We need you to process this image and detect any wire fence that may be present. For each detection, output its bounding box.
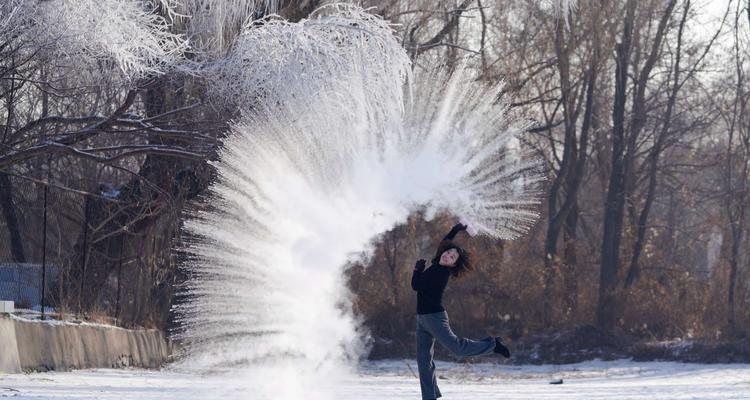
[0,171,142,324]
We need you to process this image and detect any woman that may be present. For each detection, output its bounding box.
[411,222,510,400]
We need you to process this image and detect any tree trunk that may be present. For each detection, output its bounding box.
[543,20,577,269]
[727,225,741,332]
[0,173,26,263]
[598,0,637,329]
[562,201,578,320]
[384,229,401,306]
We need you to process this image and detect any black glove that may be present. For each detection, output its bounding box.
[444,223,467,240]
[414,259,427,272]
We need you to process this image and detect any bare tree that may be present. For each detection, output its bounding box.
[721,0,750,335]
[624,0,728,287]
[597,0,678,328]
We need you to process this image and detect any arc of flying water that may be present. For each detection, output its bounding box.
[174,4,545,400]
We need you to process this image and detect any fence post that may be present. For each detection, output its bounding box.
[41,67,50,320]
[77,195,90,316]
[115,231,124,325]
[41,183,48,320]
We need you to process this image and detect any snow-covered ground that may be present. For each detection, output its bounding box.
[1,359,748,399]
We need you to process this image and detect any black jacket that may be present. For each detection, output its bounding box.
[411,225,462,314]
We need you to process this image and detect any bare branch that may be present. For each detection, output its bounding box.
[407,0,474,56]
[0,141,204,168]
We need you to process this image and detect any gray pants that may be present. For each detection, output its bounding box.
[415,311,495,400]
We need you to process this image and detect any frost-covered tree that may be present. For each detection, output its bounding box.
[0,0,211,322]
[0,0,197,170]
[3,0,187,78]
[165,0,277,53]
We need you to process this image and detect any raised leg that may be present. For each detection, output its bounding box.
[419,311,495,358]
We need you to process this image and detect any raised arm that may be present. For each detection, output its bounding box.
[431,223,467,261]
[442,223,467,241]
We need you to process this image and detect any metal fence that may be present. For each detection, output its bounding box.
[0,169,175,327]
[0,171,96,320]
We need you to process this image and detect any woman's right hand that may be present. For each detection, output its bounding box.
[414,259,427,272]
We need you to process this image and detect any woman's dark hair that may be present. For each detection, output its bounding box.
[431,240,473,279]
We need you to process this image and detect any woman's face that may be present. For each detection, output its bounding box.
[439,248,459,267]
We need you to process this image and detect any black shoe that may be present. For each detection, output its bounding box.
[493,336,510,358]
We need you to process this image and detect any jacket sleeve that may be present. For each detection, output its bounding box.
[433,224,465,259]
[443,224,464,241]
[411,269,422,291]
